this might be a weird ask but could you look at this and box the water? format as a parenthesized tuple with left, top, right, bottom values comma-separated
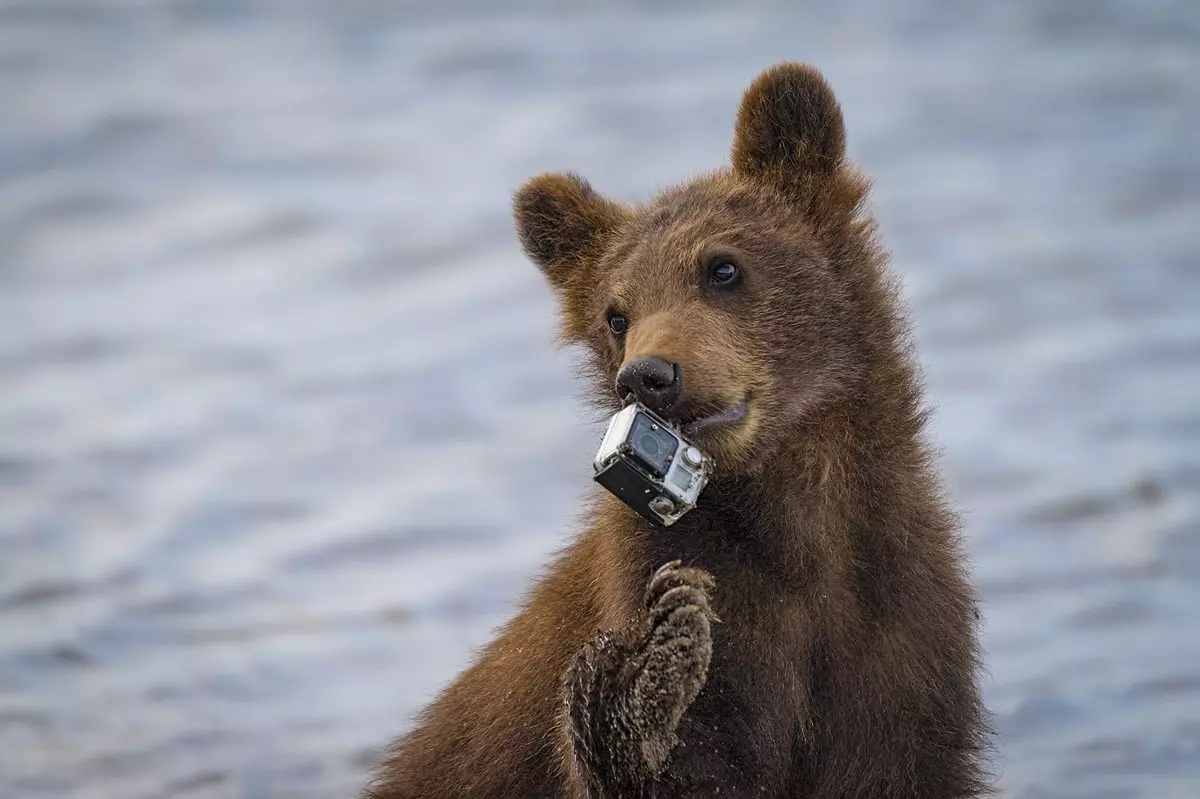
(2, 2, 1198, 797)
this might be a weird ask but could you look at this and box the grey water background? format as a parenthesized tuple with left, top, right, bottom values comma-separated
(2, 1, 1199, 797)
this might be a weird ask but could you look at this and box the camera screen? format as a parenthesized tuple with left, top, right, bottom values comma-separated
(628, 411, 678, 477)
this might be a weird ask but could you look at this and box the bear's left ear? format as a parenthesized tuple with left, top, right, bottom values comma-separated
(513, 172, 626, 293)
(731, 62, 846, 185)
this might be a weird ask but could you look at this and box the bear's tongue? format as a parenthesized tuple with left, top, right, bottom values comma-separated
(683, 397, 749, 436)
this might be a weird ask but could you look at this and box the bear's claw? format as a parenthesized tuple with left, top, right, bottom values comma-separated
(644, 559, 715, 611)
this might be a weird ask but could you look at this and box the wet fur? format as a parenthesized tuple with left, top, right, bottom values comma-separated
(364, 62, 991, 798)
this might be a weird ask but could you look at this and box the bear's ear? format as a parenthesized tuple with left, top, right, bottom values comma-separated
(731, 62, 846, 184)
(513, 172, 626, 291)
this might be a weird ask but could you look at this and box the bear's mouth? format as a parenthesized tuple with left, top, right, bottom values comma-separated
(680, 394, 750, 437)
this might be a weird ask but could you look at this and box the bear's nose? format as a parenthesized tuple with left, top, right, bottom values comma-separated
(615, 355, 682, 413)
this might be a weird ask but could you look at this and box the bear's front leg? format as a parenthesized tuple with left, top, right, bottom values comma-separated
(562, 561, 715, 798)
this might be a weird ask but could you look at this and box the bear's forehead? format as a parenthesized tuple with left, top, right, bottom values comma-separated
(638, 177, 776, 234)
(602, 176, 804, 297)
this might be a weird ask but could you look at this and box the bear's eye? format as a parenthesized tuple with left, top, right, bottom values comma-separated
(709, 260, 741, 287)
(607, 313, 628, 336)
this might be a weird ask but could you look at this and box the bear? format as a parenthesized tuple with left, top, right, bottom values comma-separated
(363, 62, 991, 798)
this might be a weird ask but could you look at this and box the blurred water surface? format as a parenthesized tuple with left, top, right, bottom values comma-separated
(2, 1, 1199, 797)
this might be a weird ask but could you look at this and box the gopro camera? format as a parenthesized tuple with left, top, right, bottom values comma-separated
(592, 403, 714, 526)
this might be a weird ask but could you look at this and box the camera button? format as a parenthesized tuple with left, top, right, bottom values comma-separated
(683, 446, 704, 467)
(649, 496, 675, 516)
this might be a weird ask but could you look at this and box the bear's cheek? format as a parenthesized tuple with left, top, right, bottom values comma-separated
(704, 410, 769, 475)
(581, 348, 628, 410)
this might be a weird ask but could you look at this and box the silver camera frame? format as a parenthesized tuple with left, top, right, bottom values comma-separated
(592, 403, 714, 526)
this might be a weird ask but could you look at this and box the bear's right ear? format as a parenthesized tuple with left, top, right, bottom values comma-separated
(731, 62, 846, 186)
(513, 173, 626, 292)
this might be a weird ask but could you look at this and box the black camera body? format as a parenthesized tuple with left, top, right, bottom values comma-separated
(592, 403, 714, 526)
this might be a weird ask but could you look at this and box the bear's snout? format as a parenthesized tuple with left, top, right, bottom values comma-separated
(615, 355, 682, 414)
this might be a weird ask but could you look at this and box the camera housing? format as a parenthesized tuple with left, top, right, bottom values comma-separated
(592, 403, 714, 526)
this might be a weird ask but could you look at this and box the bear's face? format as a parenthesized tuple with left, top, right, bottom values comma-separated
(515, 64, 870, 475)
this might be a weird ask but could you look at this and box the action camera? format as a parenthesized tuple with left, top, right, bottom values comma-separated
(592, 403, 714, 526)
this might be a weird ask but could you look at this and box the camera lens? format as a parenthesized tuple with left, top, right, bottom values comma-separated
(628, 412, 677, 477)
(636, 429, 666, 459)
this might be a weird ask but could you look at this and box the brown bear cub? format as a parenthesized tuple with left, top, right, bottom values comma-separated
(365, 62, 990, 798)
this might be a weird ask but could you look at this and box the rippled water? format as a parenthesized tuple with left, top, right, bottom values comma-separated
(2, 2, 1198, 797)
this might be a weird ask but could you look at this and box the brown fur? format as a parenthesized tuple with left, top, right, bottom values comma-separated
(364, 62, 991, 798)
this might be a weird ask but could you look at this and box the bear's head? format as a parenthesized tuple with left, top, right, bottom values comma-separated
(515, 63, 891, 476)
